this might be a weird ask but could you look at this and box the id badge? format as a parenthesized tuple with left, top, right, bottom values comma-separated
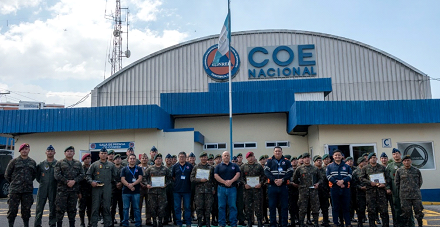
(278, 167, 283, 172)
(181, 175, 186, 180)
(132, 178, 136, 183)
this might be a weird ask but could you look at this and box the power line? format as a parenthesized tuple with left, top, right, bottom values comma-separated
(66, 92, 91, 108)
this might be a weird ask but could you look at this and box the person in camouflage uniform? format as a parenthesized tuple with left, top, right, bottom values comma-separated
(360, 153, 391, 227)
(313, 155, 330, 227)
(35, 145, 57, 227)
(86, 147, 118, 227)
(122, 147, 140, 167)
(111, 154, 124, 226)
(5, 143, 37, 227)
(139, 153, 152, 225)
(191, 152, 215, 227)
(211, 154, 222, 226)
(165, 154, 175, 225)
(240, 152, 265, 227)
(54, 146, 85, 227)
(288, 156, 300, 226)
(386, 148, 415, 227)
(293, 153, 322, 227)
(79, 153, 93, 227)
(258, 155, 270, 224)
(352, 157, 367, 227)
(145, 153, 172, 227)
(395, 155, 424, 227)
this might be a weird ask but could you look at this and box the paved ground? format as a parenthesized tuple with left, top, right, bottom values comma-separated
(0, 197, 439, 226)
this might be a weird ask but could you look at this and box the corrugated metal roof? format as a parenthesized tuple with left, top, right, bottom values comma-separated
(288, 99, 440, 133)
(0, 105, 172, 134)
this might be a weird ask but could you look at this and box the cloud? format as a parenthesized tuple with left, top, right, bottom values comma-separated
(129, 0, 163, 22)
(0, 0, 187, 107)
(1, 0, 41, 15)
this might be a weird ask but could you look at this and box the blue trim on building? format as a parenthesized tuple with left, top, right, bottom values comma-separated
(194, 131, 204, 144)
(163, 128, 195, 132)
(288, 99, 440, 133)
(421, 188, 440, 202)
(0, 105, 172, 134)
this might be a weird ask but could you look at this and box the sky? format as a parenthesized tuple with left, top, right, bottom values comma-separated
(0, 0, 439, 107)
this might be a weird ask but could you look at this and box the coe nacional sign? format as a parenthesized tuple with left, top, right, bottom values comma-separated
(247, 44, 317, 79)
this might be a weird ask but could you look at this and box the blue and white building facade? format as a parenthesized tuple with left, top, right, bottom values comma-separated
(0, 30, 439, 201)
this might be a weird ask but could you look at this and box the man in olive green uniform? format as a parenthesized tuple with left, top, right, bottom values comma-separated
(288, 156, 300, 226)
(386, 148, 414, 227)
(35, 145, 58, 227)
(165, 154, 175, 225)
(54, 146, 84, 227)
(259, 155, 270, 224)
(86, 147, 118, 227)
(5, 143, 37, 227)
(292, 153, 322, 227)
(240, 152, 265, 227)
(212, 154, 222, 226)
(314, 155, 330, 227)
(191, 152, 215, 227)
(79, 153, 93, 227)
(395, 155, 424, 227)
(111, 154, 124, 226)
(360, 153, 391, 227)
(145, 153, 172, 227)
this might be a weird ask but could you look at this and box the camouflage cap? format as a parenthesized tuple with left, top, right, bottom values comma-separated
(284, 155, 291, 160)
(368, 153, 376, 160)
(297, 154, 303, 159)
(357, 157, 365, 164)
(199, 152, 208, 158)
(108, 150, 115, 155)
(345, 156, 353, 161)
(402, 155, 412, 161)
(153, 153, 162, 161)
(313, 155, 322, 162)
(114, 154, 122, 160)
(291, 156, 298, 161)
(322, 154, 329, 160)
(302, 153, 310, 158)
(259, 155, 266, 161)
(215, 154, 222, 159)
(64, 146, 74, 152)
(208, 154, 214, 160)
(236, 153, 243, 157)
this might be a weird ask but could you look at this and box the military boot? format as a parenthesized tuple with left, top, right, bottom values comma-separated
(247, 217, 253, 227)
(368, 219, 377, 227)
(153, 218, 158, 227)
(198, 217, 203, 227)
(69, 220, 75, 227)
(206, 218, 211, 227)
(158, 218, 164, 227)
(258, 220, 263, 227)
(80, 213, 86, 227)
(23, 219, 30, 227)
(57, 221, 63, 227)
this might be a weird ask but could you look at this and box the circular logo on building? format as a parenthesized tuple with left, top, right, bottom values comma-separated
(403, 144, 429, 168)
(203, 44, 240, 81)
(90, 143, 96, 149)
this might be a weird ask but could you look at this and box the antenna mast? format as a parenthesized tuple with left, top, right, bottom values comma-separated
(107, 0, 130, 76)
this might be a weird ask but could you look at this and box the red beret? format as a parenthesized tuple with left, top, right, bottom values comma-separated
(246, 151, 254, 159)
(19, 143, 30, 152)
(82, 153, 91, 161)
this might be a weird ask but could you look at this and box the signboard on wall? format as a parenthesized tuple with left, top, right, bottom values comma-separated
(397, 142, 435, 169)
(89, 141, 135, 150)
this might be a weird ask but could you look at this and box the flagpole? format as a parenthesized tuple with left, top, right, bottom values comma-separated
(228, 0, 233, 160)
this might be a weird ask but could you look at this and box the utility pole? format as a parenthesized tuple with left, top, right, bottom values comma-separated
(107, 0, 130, 76)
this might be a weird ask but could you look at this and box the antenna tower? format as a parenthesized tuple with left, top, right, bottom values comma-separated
(107, 0, 130, 76)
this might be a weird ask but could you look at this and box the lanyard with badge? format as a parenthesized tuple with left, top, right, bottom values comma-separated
(127, 166, 137, 183)
(276, 159, 283, 172)
(180, 164, 186, 180)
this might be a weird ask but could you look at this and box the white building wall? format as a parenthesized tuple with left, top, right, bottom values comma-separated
(308, 124, 440, 190)
(174, 113, 308, 159)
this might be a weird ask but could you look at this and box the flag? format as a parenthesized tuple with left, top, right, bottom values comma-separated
(212, 13, 230, 65)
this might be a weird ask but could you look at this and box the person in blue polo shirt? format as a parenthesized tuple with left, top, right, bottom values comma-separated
(326, 149, 352, 227)
(214, 151, 241, 227)
(172, 151, 194, 227)
(264, 146, 293, 227)
(120, 154, 143, 227)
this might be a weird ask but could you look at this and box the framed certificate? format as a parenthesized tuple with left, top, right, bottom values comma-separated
(369, 173, 385, 184)
(151, 176, 165, 187)
(246, 176, 260, 188)
(196, 169, 210, 180)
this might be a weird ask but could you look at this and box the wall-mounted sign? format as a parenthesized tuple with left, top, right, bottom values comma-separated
(89, 141, 135, 150)
(382, 138, 392, 148)
(247, 44, 317, 79)
(397, 141, 435, 169)
(203, 44, 240, 82)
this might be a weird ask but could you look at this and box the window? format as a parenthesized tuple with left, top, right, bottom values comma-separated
(324, 143, 376, 166)
(203, 143, 227, 150)
(266, 141, 290, 148)
(233, 142, 257, 149)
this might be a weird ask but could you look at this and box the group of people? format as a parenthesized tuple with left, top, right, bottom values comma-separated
(4, 143, 423, 227)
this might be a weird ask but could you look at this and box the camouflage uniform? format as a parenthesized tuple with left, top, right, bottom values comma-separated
(35, 158, 58, 227)
(5, 156, 37, 226)
(317, 167, 330, 226)
(240, 162, 265, 223)
(288, 167, 299, 225)
(292, 164, 322, 225)
(351, 167, 366, 225)
(165, 164, 175, 224)
(111, 164, 124, 224)
(79, 164, 92, 227)
(190, 162, 215, 225)
(395, 166, 424, 227)
(86, 160, 118, 227)
(360, 163, 391, 227)
(54, 158, 85, 224)
(146, 165, 172, 220)
(387, 161, 414, 227)
(140, 165, 152, 224)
